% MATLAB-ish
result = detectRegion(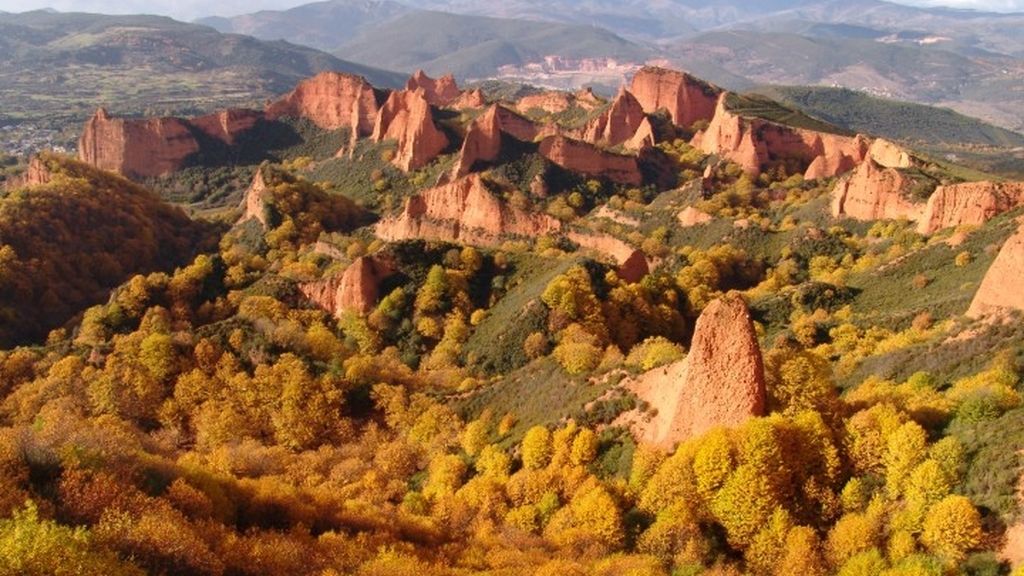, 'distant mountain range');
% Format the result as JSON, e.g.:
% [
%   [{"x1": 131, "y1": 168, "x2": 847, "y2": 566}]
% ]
[
  {"x1": 200, "y1": 0, "x2": 1024, "y2": 132},
  {"x1": 0, "y1": 10, "x2": 404, "y2": 133}
]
